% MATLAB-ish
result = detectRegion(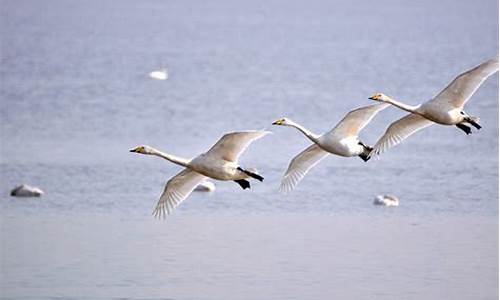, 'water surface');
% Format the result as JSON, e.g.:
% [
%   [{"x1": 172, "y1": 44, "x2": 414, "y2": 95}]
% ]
[{"x1": 1, "y1": 0, "x2": 498, "y2": 299}]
